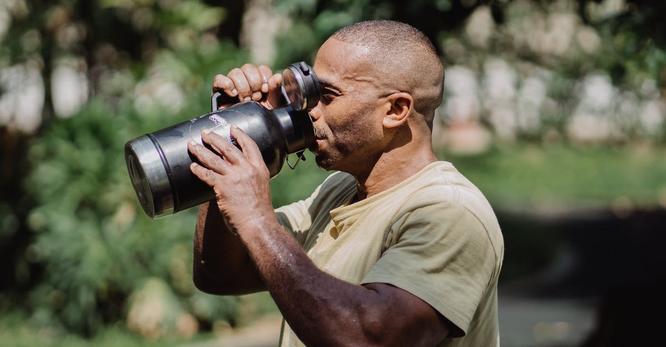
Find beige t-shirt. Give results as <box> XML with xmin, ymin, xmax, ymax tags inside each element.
<box><xmin>275</xmin><ymin>161</ymin><xmax>504</xmax><ymax>346</ymax></box>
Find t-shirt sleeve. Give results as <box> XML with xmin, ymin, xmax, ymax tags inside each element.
<box><xmin>274</xmin><ymin>173</ymin><xmax>333</xmax><ymax>246</ymax></box>
<box><xmin>275</xmin><ymin>193</ymin><xmax>317</xmax><ymax>246</ymax></box>
<box><xmin>360</xmin><ymin>203</ymin><xmax>498</xmax><ymax>336</ymax></box>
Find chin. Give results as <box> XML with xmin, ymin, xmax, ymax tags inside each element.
<box><xmin>313</xmin><ymin>149</ymin><xmax>343</xmax><ymax>171</ymax></box>
<box><xmin>311</xmin><ymin>142</ymin><xmax>347</xmax><ymax>171</ymax></box>
<box><xmin>314</xmin><ymin>155</ymin><xmax>335</xmax><ymax>170</ymax></box>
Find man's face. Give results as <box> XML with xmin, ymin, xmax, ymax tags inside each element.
<box><xmin>309</xmin><ymin>38</ymin><xmax>388</xmax><ymax>172</ymax></box>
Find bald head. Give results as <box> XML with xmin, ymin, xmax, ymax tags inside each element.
<box><xmin>329</xmin><ymin>20</ymin><xmax>445</xmax><ymax>126</ymax></box>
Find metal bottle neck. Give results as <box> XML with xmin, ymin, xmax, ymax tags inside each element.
<box><xmin>272</xmin><ymin>106</ymin><xmax>315</xmax><ymax>154</ymax></box>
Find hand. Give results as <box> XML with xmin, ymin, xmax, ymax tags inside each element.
<box><xmin>188</xmin><ymin>126</ymin><xmax>274</xmax><ymax>233</ymax></box>
<box><xmin>213</xmin><ymin>64</ymin><xmax>283</xmax><ymax>110</ymax></box>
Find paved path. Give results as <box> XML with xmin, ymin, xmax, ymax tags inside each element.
<box><xmin>182</xmin><ymin>315</ymin><xmax>282</xmax><ymax>347</ymax></box>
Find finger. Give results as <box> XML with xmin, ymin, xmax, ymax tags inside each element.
<box><xmin>188</xmin><ymin>140</ymin><xmax>230</xmax><ymax>174</ymax></box>
<box><xmin>201</xmin><ymin>130</ymin><xmax>244</xmax><ymax>165</ymax></box>
<box><xmin>241</xmin><ymin>64</ymin><xmax>264</xmax><ymax>101</ymax></box>
<box><xmin>268</xmin><ymin>73</ymin><xmax>282</xmax><ymax>93</ymax></box>
<box><xmin>190</xmin><ymin>162</ymin><xmax>217</xmax><ymax>187</ymax></box>
<box><xmin>212</xmin><ymin>74</ymin><xmax>238</xmax><ymax>97</ymax></box>
<box><xmin>267</xmin><ymin>73</ymin><xmax>283</xmax><ymax>108</ymax></box>
<box><xmin>230</xmin><ymin>126</ymin><xmax>263</xmax><ymax>166</ymax></box>
<box><xmin>258</xmin><ymin>65</ymin><xmax>273</xmax><ymax>93</ymax></box>
<box><xmin>251</xmin><ymin>91</ymin><xmax>263</xmax><ymax>102</ymax></box>
<box><xmin>228</xmin><ymin>68</ymin><xmax>252</xmax><ymax>102</ymax></box>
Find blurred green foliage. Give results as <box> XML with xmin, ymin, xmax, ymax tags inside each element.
<box><xmin>0</xmin><ymin>310</ymin><xmax>199</xmax><ymax>347</ymax></box>
<box><xmin>0</xmin><ymin>0</ymin><xmax>255</xmax><ymax>337</ymax></box>
<box><xmin>24</xmin><ymin>74</ymin><xmax>236</xmax><ymax>335</ymax></box>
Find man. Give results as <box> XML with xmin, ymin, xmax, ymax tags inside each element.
<box><xmin>187</xmin><ymin>20</ymin><xmax>504</xmax><ymax>346</ymax></box>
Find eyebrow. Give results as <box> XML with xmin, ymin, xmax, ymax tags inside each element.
<box><xmin>318</xmin><ymin>78</ymin><xmax>342</xmax><ymax>92</ymax></box>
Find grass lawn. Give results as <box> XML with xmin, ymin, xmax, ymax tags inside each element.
<box><xmin>441</xmin><ymin>143</ymin><xmax>666</xmax><ymax>211</ymax></box>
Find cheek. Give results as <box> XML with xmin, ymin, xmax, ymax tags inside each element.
<box><xmin>327</xmin><ymin>102</ymin><xmax>383</xmax><ymax>150</ymax></box>
<box><xmin>329</xmin><ymin>92</ymin><xmax>374</xmax><ymax>126</ymax></box>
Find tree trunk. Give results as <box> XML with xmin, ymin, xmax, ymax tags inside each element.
<box><xmin>240</xmin><ymin>0</ymin><xmax>290</xmax><ymax>65</ymax></box>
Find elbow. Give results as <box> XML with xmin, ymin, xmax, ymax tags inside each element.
<box><xmin>192</xmin><ymin>266</ymin><xmax>262</xmax><ymax>296</ymax></box>
<box><xmin>358</xmin><ymin>304</ymin><xmax>389</xmax><ymax>346</ymax></box>
<box><xmin>193</xmin><ymin>267</ymin><xmax>223</xmax><ymax>295</ymax></box>
<box><xmin>192</xmin><ymin>265</ymin><xmax>233</xmax><ymax>295</ymax></box>
<box><xmin>343</xmin><ymin>303</ymin><xmax>394</xmax><ymax>346</ymax></box>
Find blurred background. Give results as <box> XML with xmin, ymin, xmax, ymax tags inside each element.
<box><xmin>1</xmin><ymin>0</ymin><xmax>665</xmax><ymax>346</ymax></box>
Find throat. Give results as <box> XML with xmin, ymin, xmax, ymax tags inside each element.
<box><xmin>351</xmin><ymin>184</ymin><xmax>367</xmax><ymax>204</ymax></box>
<box><xmin>354</xmin><ymin>147</ymin><xmax>437</xmax><ymax>200</ymax></box>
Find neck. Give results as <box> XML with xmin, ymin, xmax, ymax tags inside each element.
<box><xmin>352</xmin><ymin>131</ymin><xmax>437</xmax><ymax>201</ymax></box>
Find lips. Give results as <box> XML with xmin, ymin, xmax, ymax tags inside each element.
<box><xmin>313</xmin><ymin>127</ymin><xmax>326</xmax><ymax>140</ymax></box>
<box><xmin>309</xmin><ymin>130</ymin><xmax>326</xmax><ymax>152</ymax></box>
<box><xmin>308</xmin><ymin>137</ymin><xmax>322</xmax><ymax>151</ymax></box>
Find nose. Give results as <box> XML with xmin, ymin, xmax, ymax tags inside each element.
<box><xmin>309</xmin><ymin>102</ymin><xmax>322</xmax><ymax>122</ymax></box>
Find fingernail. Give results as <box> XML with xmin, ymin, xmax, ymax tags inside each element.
<box><xmin>231</xmin><ymin>88</ymin><xmax>238</xmax><ymax>96</ymax></box>
<box><xmin>261</xmin><ymin>83</ymin><xmax>268</xmax><ymax>93</ymax></box>
<box><xmin>190</xmin><ymin>162</ymin><xmax>198</xmax><ymax>169</ymax></box>
<box><xmin>189</xmin><ymin>140</ymin><xmax>197</xmax><ymax>146</ymax></box>
<box><xmin>202</xmin><ymin>129</ymin><xmax>211</xmax><ymax>135</ymax></box>
<box><xmin>243</xmin><ymin>96</ymin><xmax>251</xmax><ymax>102</ymax></box>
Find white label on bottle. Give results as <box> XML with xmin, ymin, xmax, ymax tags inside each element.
<box><xmin>189</xmin><ymin>114</ymin><xmax>235</xmax><ymax>146</ymax></box>
<box><xmin>208</xmin><ymin>115</ymin><xmax>233</xmax><ymax>144</ymax></box>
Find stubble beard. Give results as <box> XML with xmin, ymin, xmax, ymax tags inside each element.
<box><xmin>311</xmin><ymin>108</ymin><xmax>378</xmax><ymax>172</ymax></box>
<box><xmin>314</xmin><ymin>131</ymin><xmax>375</xmax><ymax>173</ymax></box>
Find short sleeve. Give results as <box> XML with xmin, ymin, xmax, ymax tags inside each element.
<box><xmin>275</xmin><ymin>191</ymin><xmax>318</xmax><ymax>246</ymax></box>
<box><xmin>274</xmin><ymin>172</ymin><xmax>356</xmax><ymax>247</ymax></box>
<box><xmin>361</xmin><ymin>203</ymin><xmax>498</xmax><ymax>336</ymax></box>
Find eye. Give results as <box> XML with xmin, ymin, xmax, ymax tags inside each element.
<box><xmin>321</xmin><ymin>93</ymin><xmax>335</xmax><ymax>104</ymax></box>
<box><xmin>321</xmin><ymin>88</ymin><xmax>340</xmax><ymax>104</ymax></box>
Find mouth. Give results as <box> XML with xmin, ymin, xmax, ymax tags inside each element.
<box><xmin>308</xmin><ymin>138</ymin><xmax>323</xmax><ymax>152</ymax></box>
<box><xmin>313</xmin><ymin>127</ymin><xmax>326</xmax><ymax>140</ymax></box>
<box><xmin>308</xmin><ymin>136</ymin><xmax>327</xmax><ymax>153</ymax></box>
<box><xmin>309</xmin><ymin>127</ymin><xmax>326</xmax><ymax>152</ymax></box>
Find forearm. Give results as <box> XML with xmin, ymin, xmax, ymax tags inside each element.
<box><xmin>193</xmin><ymin>201</ymin><xmax>265</xmax><ymax>294</ymax></box>
<box><xmin>237</xmin><ymin>214</ymin><xmax>387</xmax><ymax>346</ymax></box>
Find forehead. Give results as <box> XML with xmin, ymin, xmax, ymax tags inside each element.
<box><xmin>313</xmin><ymin>38</ymin><xmax>380</xmax><ymax>89</ymax></box>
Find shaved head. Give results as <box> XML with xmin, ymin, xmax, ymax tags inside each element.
<box><xmin>330</xmin><ymin>20</ymin><xmax>445</xmax><ymax>127</ymax></box>
<box><xmin>309</xmin><ymin>20</ymin><xmax>444</xmax><ymax>173</ymax></box>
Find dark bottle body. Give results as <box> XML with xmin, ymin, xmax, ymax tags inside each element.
<box><xmin>125</xmin><ymin>101</ymin><xmax>314</xmax><ymax>218</ymax></box>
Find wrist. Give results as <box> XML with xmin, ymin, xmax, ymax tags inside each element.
<box><xmin>235</xmin><ymin>207</ymin><xmax>278</xmax><ymax>236</ymax></box>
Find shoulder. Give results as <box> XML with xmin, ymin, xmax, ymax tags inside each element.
<box><xmin>305</xmin><ymin>171</ymin><xmax>356</xmax><ymax>210</ymax></box>
<box><xmin>318</xmin><ymin>171</ymin><xmax>357</xmax><ymax>194</ymax></box>
<box><xmin>390</xmin><ymin>201</ymin><xmax>488</xmax><ymax>247</ymax></box>
<box><xmin>387</xmin><ymin>162</ymin><xmax>504</xmax><ymax>263</ymax></box>
<box><xmin>401</xmin><ymin>161</ymin><xmax>500</xmax><ymax>232</ymax></box>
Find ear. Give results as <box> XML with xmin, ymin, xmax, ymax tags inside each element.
<box><xmin>382</xmin><ymin>92</ymin><xmax>413</xmax><ymax>129</ymax></box>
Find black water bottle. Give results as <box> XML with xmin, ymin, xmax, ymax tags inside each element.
<box><xmin>125</xmin><ymin>62</ymin><xmax>320</xmax><ymax>218</ymax></box>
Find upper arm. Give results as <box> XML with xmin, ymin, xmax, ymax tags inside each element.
<box><xmin>193</xmin><ymin>201</ymin><xmax>265</xmax><ymax>295</ymax></box>
<box><xmin>360</xmin><ymin>282</ymin><xmax>450</xmax><ymax>346</ymax></box>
